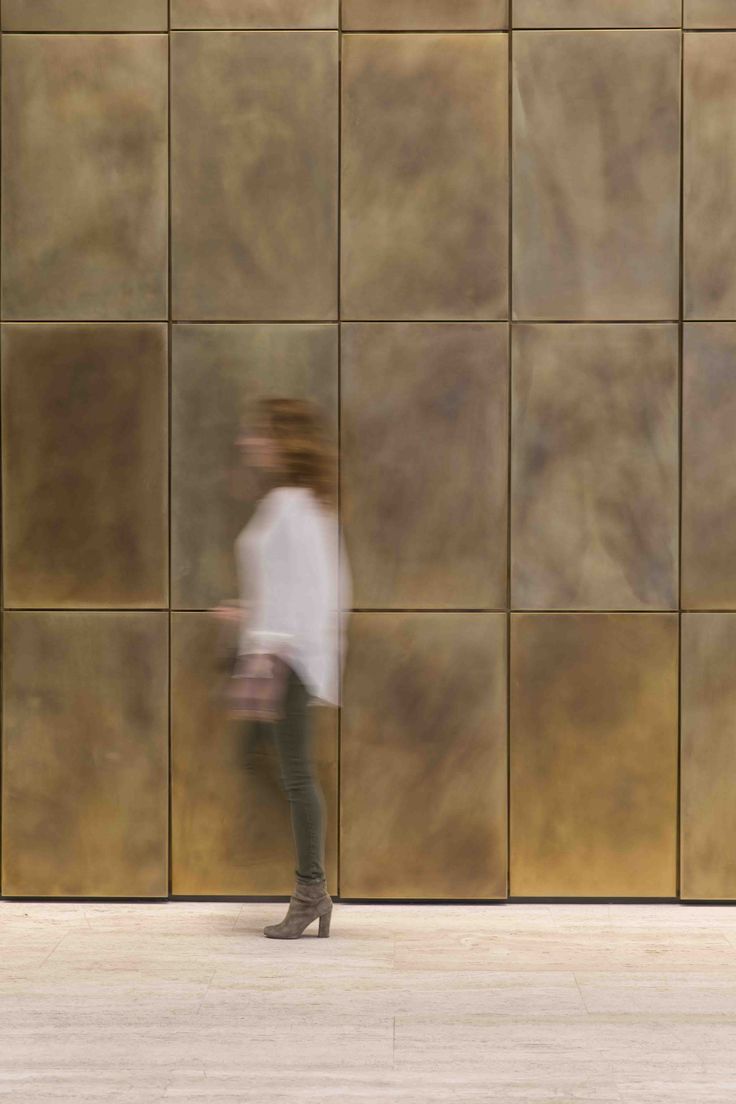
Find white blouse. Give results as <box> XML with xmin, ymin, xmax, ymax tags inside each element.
<box><xmin>234</xmin><ymin>486</ymin><xmax>351</xmax><ymax>707</ymax></box>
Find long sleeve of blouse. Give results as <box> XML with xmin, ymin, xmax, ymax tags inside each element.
<box><xmin>239</xmin><ymin>496</ymin><xmax>299</xmax><ymax>658</ymax></box>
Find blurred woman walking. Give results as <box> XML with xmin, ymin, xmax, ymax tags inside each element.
<box><xmin>214</xmin><ymin>396</ymin><xmax>350</xmax><ymax>939</ymax></box>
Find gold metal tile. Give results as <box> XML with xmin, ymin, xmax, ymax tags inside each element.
<box><xmin>513</xmin><ymin>30</ymin><xmax>680</xmax><ymax>320</ymax></box>
<box><xmin>1</xmin><ymin>34</ymin><xmax>168</xmax><ymax>320</ymax></box>
<box><xmin>511</xmin><ymin>324</ymin><xmax>679</xmax><ymax>610</ymax></box>
<box><xmin>341</xmin><ymin>33</ymin><xmax>508</xmax><ymax>321</ymax></box>
<box><xmin>171</xmin><ymin>613</ymin><xmax>338</xmax><ymax>896</ymax></box>
<box><xmin>340</xmin><ymin>613</ymin><xmax>507</xmax><ymax>900</ymax></box>
<box><xmin>342</xmin><ymin>0</ymin><xmax>507</xmax><ymax>30</ymax></box>
<box><xmin>2</xmin><ymin>0</ymin><xmax>167</xmax><ymax>29</ymax></box>
<box><xmin>682</xmin><ymin>324</ymin><xmax>736</xmax><ymax>608</ymax></box>
<box><xmin>172</xmin><ymin>323</ymin><xmax>337</xmax><ymax>610</ymax></box>
<box><xmin>510</xmin><ymin>613</ymin><xmax>679</xmax><ymax>898</ymax></box>
<box><xmin>341</xmin><ymin>323</ymin><xmax>508</xmax><ymax>609</ymax></box>
<box><xmin>514</xmin><ymin>0</ymin><xmax>680</xmax><ymax>27</ymax></box>
<box><xmin>2</xmin><ymin>613</ymin><xmax>169</xmax><ymax>898</ymax></box>
<box><xmin>171</xmin><ymin>0</ymin><xmax>337</xmax><ymax>27</ymax></box>
<box><xmin>684</xmin><ymin>33</ymin><xmax>736</xmax><ymax>319</ymax></box>
<box><xmin>171</xmin><ymin>31</ymin><xmax>338</xmax><ymax>321</ymax></box>
<box><xmin>685</xmin><ymin>0</ymin><xmax>736</xmax><ymax>27</ymax></box>
<box><xmin>2</xmin><ymin>324</ymin><xmax>168</xmax><ymax>609</ymax></box>
<box><xmin>681</xmin><ymin>614</ymin><xmax>736</xmax><ymax>900</ymax></box>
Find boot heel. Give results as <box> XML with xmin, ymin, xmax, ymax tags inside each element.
<box><xmin>318</xmin><ymin>908</ymin><xmax>332</xmax><ymax>938</ymax></box>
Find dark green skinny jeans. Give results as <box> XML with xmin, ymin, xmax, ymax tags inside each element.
<box><xmin>247</xmin><ymin>662</ymin><xmax>327</xmax><ymax>884</ymax></box>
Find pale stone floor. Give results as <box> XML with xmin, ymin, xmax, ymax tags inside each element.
<box><xmin>2</xmin><ymin>900</ymin><xmax>736</xmax><ymax>1103</ymax></box>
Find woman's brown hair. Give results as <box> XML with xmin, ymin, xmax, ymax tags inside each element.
<box><xmin>252</xmin><ymin>396</ymin><xmax>337</xmax><ymax>510</ymax></box>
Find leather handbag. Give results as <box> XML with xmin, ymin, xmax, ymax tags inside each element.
<box><xmin>223</xmin><ymin>652</ymin><xmax>290</xmax><ymax>723</ymax></box>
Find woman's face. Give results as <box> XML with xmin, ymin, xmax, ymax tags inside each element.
<box><xmin>237</xmin><ymin>420</ymin><xmax>281</xmax><ymax>472</ymax></box>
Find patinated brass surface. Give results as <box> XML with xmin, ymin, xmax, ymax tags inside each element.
<box><xmin>2</xmin><ymin>34</ymin><xmax>168</xmax><ymax>320</ymax></box>
<box><xmin>341</xmin><ymin>33</ymin><xmax>508</xmax><ymax>321</ymax></box>
<box><xmin>342</xmin><ymin>0</ymin><xmax>507</xmax><ymax>29</ymax></box>
<box><xmin>681</xmin><ymin>614</ymin><xmax>736</xmax><ymax>900</ymax></box>
<box><xmin>510</xmin><ymin>613</ymin><xmax>679</xmax><ymax>898</ymax></box>
<box><xmin>684</xmin><ymin>34</ymin><xmax>736</xmax><ymax>319</ymax></box>
<box><xmin>2</xmin><ymin>324</ymin><xmax>168</xmax><ymax>609</ymax></box>
<box><xmin>171</xmin><ymin>31</ymin><xmax>338</xmax><ymax>321</ymax></box>
<box><xmin>2</xmin><ymin>613</ymin><xmax>169</xmax><ymax>898</ymax></box>
<box><xmin>511</xmin><ymin>324</ymin><xmax>678</xmax><ymax>611</ymax></box>
<box><xmin>682</xmin><ymin>324</ymin><xmax>736</xmax><ymax>608</ymax></box>
<box><xmin>340</xmin><ymin>613</ymin><xmax>507</xmax><ymax>900</ymax></box>
<box><xmin>514</xmin><ymin>0</ymin><xmax>680</xmax><ymax>26</ymax></box>
<box><xmin>2</xmin><ymin>0</ymin><xmax>168</xmax><ymax>30</ymax></box>
<box><xmin>341</xmin><ymin>322</ymin><xmax>508</xmax><ymax>609</ymax></box>
<box><xmin>171</xmin><ymin>0</ymin><xmax>337</xmax><ymax>27</ymax></box>
<box><xmin>685</xmin><ymin>0</ymin><xmax>736</xmax><ymax>27</ymax></box>
<box><xmin>513</xmin><ymin>31</ymin><xmax>680</xmax><ymax>320</ymax></box>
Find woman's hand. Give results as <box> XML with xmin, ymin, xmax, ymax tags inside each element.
<box><xmin>235</xmin><ymin>652</ymin><xmax>275</xmax><ymax>679</ymax></box>
<box><xmin>210</xmin><ymin>601</ymin><xmax>248</xmax><ymax>624</ymax></box>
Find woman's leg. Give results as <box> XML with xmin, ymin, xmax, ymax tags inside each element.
<box><xmin>272</xmin><ymin>665</ymin><xmax>327</xmax><ymax>883</ymax></box>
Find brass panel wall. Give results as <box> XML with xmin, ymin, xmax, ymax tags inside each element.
<box><xmin>2</xmin><ymin>1</ymin><xmax>168</xmax><ymax>30</ymax></box>
<box><xmin>511</xmin><ymin>324</ymin><xmax>679</xmax><ymax>611</ymax></box>
<box><xmin>171</xmin><ymin>31</ymin><xmax>338</xmax><ymax>321</ymax></box>
<box><xmin>172</xmin><ymin>324</ymin><xmax>338</xmax><ymax>609</ymax></box>
<box><xmin>341</xmin><ymin>32</ymin><xmax>508</xmax><ymax>321</ymax></box>
<box><xmin>512</xmin><ymin>30</ymin><xmax>680</xmax><ymax>320</ymax></box>
<box><xmin>342</xmin><ymin>323</ymin><xmax>508</xmax><ymax>610</ymax></box>
<box><xmin>340</xmin><ymin>613</ymin><xmax>507</xmax><ymax>900</ymax></box>
<box><xmin>514</xmin><ymin>0</ymin><xmax>680</xmax><ymax>27</ymax></box>
<box><xmin>2</xmin><ymin>325</ymin><xmax>168</xmax><ymax>609</ymax></box>
<box><xmin>2</xmin><ymin>613</ymin><xmax>169</xmax><ymax>898</ymax></box>
<box><xmin>342</xmin><ymin>0</ymin><xmax>508</xmax><ymax>30</ymax></box>
<box><xmin>681</xmin><ymin>615</ymin><xmax>736</xmax><ymax>900</ymax></box>
<box><xmin>682</xmin><ymin>324</ymin><xmax>736</xmax><ymax>609</ymax></box>
<box><xmin>685</xmin><ymin>0</ymin><xmax>736</xmax><ymax>27</ymax></box>
<box><xmin>171</xmin><ymin>614</ymin><xmax>338</xmax><ymax>895</ymax></box>
<box><xmin>1</xmin><ymin>33</ymin><xmax>168</xmax><ymax>321</ymax></box>
<box><xmin>171</xmin><ymin>1</ymin><xmax>338</xmax><ymax>27</ymax></box>
<box><xmin>684</xmin><ymin>33</ymin><xmax>736</xmax><ymax>320</ymax></box>
<box><xmin>1</xmin><ymin>10</ymin><xmax>733</xmax><ymax>903</ymax></box>
<box><xmin>510</xmin><ymin>614</ymin><xmax>679</xmax><ymax>897</ymax></box>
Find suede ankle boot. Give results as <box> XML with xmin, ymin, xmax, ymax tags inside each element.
<box><xmin>263</xmin><ymin>874</ymin><xmax>333</xmax><ymax>939</ymax></box>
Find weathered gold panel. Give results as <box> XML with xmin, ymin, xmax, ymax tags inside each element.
<box><xmin>510</xmin><ymin>613</ymin><xmax>678</xmax><ymax>897</ymax></box>
<box><xmin>341</xmin><ymin>33</ymin><xmax>508</xmax><ymax>321</ymax></box>
<box><xmin>342</xmin><ymin>323</ymin><xmax>508</xmax><ymax>609</ymax></box>
<box><xmin>2</xmin><ymin>613</ymin><xmax>169</xmax><ymax>898</ymax></box>
<box><xmin>2</xmin><ymin>1</ymin><xmax>167</xmax><ymax>29</ymax></box>
<box><xmin>514</xmin><ymin>0</ymin><xmax>680</xmax><ymax>26</ymax></box>
<box><xmin>682</xmin><ymin>324</ymin><xmax>736</xmax><ymax>608</ymax></box>
<box><xmin>171</xmin><ymin>31</ymin><xmax>338</xmax><ymax>321</ymax></box>
<box><xmin>684</xmin><ymin>34</ymin><xmax>736</xmax><ymax>319</ymax></box>
<box><xmin>513</xmin><ymin>31</ymin><xmax>680</xmax><ymax>320</ymax></box>
<box><xmin>511</xmin><ymin>325</ymin><xmax>678</xmax><ymax>610</ymax></box>
<box><xmin>685</xmin><ymin>0</ymin><xmax>736</xmax><ymax>27</ymax></box>
<box><xmin>171</xmin><ymin>613</ymin><xmax>338</xmax><ymax>896</ymax></box>
<box><xmin>681</xmin><ymin>614</ymin><xmax>736</xmax><ymax>900</ymax></box>
<box><xmin>342</xmin><ymin>0</ymin><xmax>507</xmax><ymax>29</ymax></box>
<box><xmin>172</xmin><ymin>324</ymin><xmax>337</xmax><ymax>610</ymax></box>
<box><xmin>340</xmin><ymin>614</ymin><xmax>507</xmax><ymax>900</ymax></box>
<box><xmin>2</xmin><ymin>34</ymin><xmax>168</xmax><ymax>321</ymax></box>
<box><xmin>171</xmin><ymin>0</ymin><xmax>337</xmax><ymax>27</ymax></box>
<box><xmin>2</xmin><ymin>324</ymin><xmax>168</xmax><ymax>608</ymax></box>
